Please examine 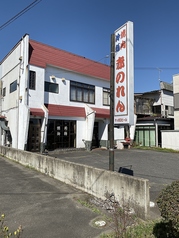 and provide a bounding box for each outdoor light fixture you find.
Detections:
[61,77,66,82]
[50,75,56,80]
